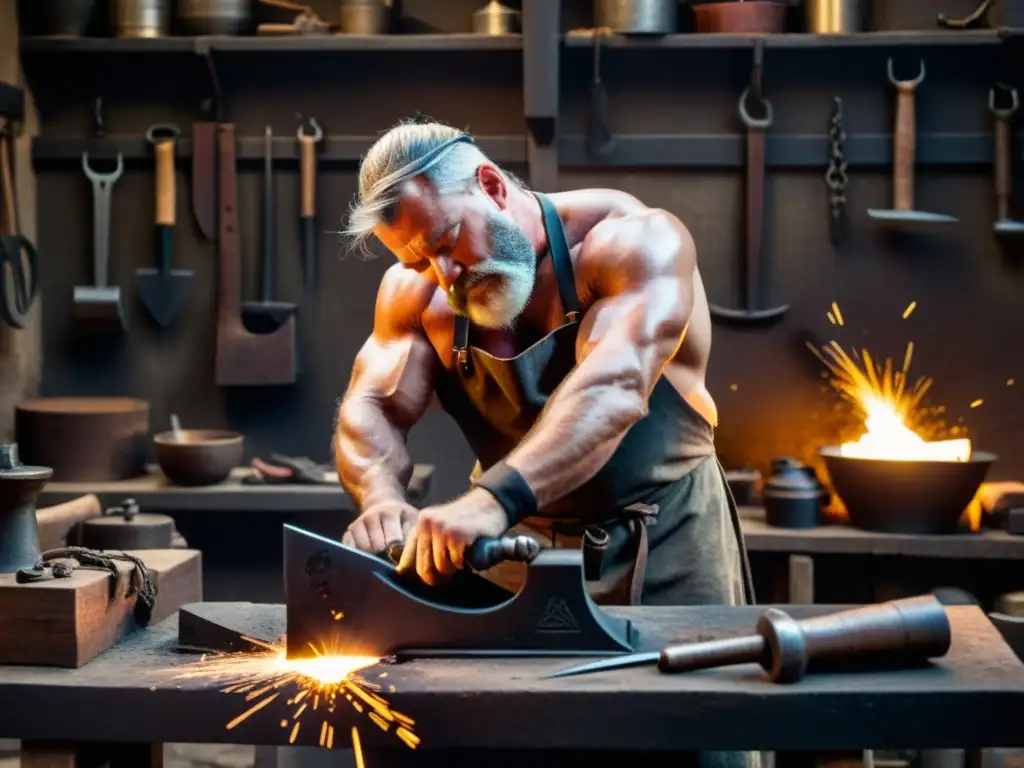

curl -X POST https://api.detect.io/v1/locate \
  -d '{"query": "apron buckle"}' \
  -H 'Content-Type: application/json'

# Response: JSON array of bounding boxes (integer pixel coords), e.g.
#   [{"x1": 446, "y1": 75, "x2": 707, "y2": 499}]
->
[{"x1": 455, "y1": 347, "x2": 472, "y2": 375}]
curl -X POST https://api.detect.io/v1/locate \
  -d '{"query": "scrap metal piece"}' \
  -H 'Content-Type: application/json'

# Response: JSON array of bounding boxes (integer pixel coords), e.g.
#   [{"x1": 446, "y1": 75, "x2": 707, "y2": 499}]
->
[{"x1": 283, "y1": 524, "x2": 637, "y2": 661}]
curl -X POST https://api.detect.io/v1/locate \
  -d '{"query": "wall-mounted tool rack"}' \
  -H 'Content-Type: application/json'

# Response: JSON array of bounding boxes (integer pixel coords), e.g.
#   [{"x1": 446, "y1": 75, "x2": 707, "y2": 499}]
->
[{"x1": 19, "y1": 0, "x2": 1024, "y2": 187}]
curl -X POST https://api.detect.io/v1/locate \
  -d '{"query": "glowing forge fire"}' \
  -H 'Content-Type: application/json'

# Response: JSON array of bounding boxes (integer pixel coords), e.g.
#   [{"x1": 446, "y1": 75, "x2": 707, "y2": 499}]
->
[
  {"x1": 809, "y1": 332, "x2": 971, "y2": 463},
  {"x1": 169, "y1": 636, "x2": 420, "y2": 760}
]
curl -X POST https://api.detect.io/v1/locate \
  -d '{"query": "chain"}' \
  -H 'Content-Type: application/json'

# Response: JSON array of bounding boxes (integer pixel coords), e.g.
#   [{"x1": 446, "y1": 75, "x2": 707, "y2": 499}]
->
[{"x1": 825, "y1": 97, "x2": 849, "y2": 245}]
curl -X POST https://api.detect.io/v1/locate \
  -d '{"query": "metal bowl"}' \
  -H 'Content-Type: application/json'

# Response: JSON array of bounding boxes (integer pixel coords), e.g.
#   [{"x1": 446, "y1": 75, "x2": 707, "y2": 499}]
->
[
  {"x1": 154, "y1": 429, "x2": 244, "y2": 487},
  {"x1": 819, "y1": 445, "x2": 996, "y2": 535}
]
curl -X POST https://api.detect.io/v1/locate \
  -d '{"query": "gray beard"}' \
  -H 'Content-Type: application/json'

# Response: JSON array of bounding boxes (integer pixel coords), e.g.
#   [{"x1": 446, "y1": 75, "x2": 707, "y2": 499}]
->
[{"x1": 448, "y1": 213, "x2": 537, "y2": 329}]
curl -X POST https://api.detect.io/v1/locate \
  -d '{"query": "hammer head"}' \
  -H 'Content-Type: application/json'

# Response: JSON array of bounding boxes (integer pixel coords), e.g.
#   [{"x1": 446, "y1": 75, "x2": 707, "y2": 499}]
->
[
  {"x1": 867, "y1": 208, "x2": 958, "y2": 228},
  {"x1": 994, "y1": 219, "x2": 1024, "y2": 235},
  {"x1": 73, "y1": 286, "x2": 126, "y2": 331}
]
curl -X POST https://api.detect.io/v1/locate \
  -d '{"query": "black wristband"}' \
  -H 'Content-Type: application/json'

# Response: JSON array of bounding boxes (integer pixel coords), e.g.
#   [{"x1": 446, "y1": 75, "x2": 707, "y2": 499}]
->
[{"x1": 473, "y1": 460, "x2": 537, "y2": 526}]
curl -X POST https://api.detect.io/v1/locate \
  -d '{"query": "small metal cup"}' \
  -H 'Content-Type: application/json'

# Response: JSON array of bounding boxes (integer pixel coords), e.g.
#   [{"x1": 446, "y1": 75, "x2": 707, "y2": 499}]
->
[
  {"x1": 111, "y1": 0, "x2": 170, "y2": 37},
  {"x1": 805, "y1": 0, "x2": 864, "y2": 33}
]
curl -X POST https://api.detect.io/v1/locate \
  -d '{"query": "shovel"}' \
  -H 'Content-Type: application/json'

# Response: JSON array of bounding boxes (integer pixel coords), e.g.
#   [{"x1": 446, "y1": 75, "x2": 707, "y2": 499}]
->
[
  {"x1": 76, "y1": 150, "x2": 125, "y2": 330},
  {"x1": 137, "y1": 124, "x2": 193, "y2": 327},
  {"x1": 242, "y1": 126, "x2": 297, "y2": 334}
]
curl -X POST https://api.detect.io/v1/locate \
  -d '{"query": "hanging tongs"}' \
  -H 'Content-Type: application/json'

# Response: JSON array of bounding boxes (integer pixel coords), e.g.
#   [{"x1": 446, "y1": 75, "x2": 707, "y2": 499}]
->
[
  {"x1": 257, "y1": 0, "x2": 334, "y2": 35},
  {"x1": 937, "y1": 0, "x2": 995, "y2": 29}
]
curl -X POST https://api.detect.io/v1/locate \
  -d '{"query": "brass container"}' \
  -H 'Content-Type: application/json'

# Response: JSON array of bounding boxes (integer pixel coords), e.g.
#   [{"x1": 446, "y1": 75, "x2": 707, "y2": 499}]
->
[
  {"x1": 805, "y1": 0, "x2": 864, "y2": 33},
  {"x1": 177, "y1": 0, "x2": 250, "y2": 35},
  {"x1": 340, "y1": 0, "x2": 391, "y2": 34},
  {"x1": 111, "y1": 0, "x2": 170, "y2": 37}
]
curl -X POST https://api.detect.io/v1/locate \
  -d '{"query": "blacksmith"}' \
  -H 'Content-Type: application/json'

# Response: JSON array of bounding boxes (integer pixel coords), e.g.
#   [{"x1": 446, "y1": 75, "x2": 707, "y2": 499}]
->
[{"x1": 334, "y1": 117, "x2": 753, "y2": 614}]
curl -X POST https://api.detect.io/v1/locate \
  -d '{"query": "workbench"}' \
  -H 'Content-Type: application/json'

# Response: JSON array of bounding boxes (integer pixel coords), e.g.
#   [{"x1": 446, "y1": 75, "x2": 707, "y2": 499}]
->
[{"x1": 0, "y1": 603, "x2": 1021, "y2": 767}]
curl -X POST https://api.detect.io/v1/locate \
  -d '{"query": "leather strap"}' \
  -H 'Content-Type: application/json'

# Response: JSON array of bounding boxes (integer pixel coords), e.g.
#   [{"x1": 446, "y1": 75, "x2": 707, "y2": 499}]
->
[
  {"x1": 451, "y1": 190, "x2": 580, "y2": 372},
  {"x1": 714, "y1": 456, "x2": 757, "y2": 606},
  {"x1": 578, "y1": 502, "x2": 659, "y2": 606},
  {"x1": 473, "y1": 459, "x2": 538, "y2": 526},
  {"x1": 533, "y1": 191, "x2": 580, "y2": 321},
  {"x1": 744, "y1": 124, "x2": 766, "y2": 310},
  {"x1": 623, "y1": 502, "x2": 659, "y2": 606}
]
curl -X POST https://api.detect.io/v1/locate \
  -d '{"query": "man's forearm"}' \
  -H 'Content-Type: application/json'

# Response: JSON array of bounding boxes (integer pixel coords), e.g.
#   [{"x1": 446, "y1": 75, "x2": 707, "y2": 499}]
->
[
  {"x1": 502, "y1": 357, "x2": 648, "y2": 509},
  {"x1": 334, "y1": 396, "x2": 414, "y2": 512}
]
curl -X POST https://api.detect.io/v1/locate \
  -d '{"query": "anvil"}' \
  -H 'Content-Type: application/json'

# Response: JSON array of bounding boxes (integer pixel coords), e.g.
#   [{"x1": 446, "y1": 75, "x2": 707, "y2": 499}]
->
[{"x1": 282, "y1": 524, "x2": 639, "y2": 660}]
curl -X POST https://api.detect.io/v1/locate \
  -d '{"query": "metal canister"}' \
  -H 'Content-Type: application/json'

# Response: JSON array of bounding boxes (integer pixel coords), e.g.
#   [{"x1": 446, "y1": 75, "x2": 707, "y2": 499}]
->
[
  {"x1": 177, "y1": 0, "x2": 250, "y2": 35},
  {"x1": 594, "y1": 0, "x2": 678, "y2": 34},
  {"x1": 111, "y1": 0, "x2": 170, "y2": 37},
  {"x1": 805, "y1": 0, "x2": 863, "y2": 33},
  {"x1": 340, "y1": 0, "x2": 391, "y2": 34},
  {"x1": 471, "y1": 1, "x2": 520, "y2": 34},
  {"x1": 81, "y1": 498, "x2": 175, "y2": 551}
]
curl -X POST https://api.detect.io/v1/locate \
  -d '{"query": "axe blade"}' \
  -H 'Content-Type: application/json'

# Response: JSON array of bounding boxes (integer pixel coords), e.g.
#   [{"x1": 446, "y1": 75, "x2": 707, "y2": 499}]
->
[{"x1": 283, "y1": 524, "x2": 392, "y2": 660}]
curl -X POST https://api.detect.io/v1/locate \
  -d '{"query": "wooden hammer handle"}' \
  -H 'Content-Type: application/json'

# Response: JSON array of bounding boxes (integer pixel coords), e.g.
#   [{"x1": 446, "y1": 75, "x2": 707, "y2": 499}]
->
[
  {"x1": 299, "y1": 134, "x2": 317, "y2": 218},
  {"x1": 893, "y1": 85, "x2": 917, "y2": 212},
  {"x1": 36, "y1": 494, "x2": 102, "y2": 551},
  {"x1": 155, "y1": 139, "x2": 176, "y2": 227},
  {"x1": 994, "y1": 115, "x2": 1012, "y2": 220}
]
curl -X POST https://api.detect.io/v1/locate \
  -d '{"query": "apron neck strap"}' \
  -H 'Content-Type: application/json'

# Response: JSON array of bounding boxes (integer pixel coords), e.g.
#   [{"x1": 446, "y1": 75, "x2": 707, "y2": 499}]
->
[
  {"x1": 452, "y1": 191, "x2": 581, "y2": 369},
  {"x1": 533, "y1": 192, "x2": 580, "y2": 323}
]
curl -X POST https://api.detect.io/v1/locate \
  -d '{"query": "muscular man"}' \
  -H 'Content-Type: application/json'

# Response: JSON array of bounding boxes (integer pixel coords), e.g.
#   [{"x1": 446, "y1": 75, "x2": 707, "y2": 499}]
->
[{"x1": 334, "y1": 117, "x2": 753, "y2": 609}]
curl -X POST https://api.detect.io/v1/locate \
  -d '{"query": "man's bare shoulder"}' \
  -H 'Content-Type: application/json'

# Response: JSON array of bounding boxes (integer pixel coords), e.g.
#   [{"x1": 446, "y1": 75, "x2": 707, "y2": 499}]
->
[
  {"x1": 572, "y1": 196, "x2": 696, "y2": 288},
  {"x1": 374, "y1": 263, "x2": 439, "y2": 335}
]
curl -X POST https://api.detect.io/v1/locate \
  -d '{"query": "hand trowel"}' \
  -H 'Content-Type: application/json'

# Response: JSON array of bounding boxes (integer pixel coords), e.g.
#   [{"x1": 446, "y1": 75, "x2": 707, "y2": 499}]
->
[
  {"x1": 137, "y1": 125, "x2": 194, "y2": 327},
  {"x1": 242, "y1": 126, "x2": 297, "y2": 335}
]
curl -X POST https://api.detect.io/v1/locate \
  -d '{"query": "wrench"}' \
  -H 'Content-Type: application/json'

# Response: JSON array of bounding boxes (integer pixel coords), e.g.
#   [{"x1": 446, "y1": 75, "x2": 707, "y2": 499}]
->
[{"x1": 81, "y1": 151, "x2": 123, "y2": 290}]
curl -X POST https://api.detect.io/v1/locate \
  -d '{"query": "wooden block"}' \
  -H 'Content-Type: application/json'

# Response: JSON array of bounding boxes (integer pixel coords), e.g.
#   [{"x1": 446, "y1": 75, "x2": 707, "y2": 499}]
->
[{"x1": 0, "y1": 549, "x2": 202, "y2": 668}]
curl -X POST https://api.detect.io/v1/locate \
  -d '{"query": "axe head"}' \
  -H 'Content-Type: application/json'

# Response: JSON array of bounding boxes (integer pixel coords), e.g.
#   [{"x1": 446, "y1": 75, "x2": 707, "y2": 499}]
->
[{"x1": 283, "y1": 525, "x2": 513, "y2": 661}]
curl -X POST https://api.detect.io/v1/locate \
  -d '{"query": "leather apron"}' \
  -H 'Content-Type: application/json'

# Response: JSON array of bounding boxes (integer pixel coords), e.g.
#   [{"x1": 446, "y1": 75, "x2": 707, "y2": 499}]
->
[{"x1": 433, "y1": 192, "x2": 755, "y2": 608}]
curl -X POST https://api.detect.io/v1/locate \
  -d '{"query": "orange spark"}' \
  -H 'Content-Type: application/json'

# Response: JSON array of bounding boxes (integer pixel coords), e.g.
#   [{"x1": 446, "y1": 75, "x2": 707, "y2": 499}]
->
[{"x1": 167, "y1": 638, "x2": 419, "y2": 753}]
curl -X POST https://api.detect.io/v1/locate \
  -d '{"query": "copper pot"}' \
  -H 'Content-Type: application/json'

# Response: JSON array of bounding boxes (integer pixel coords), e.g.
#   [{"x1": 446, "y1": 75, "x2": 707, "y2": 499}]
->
[{"x1": 691, "y1": 1, "x2": 788, "y2": 33}]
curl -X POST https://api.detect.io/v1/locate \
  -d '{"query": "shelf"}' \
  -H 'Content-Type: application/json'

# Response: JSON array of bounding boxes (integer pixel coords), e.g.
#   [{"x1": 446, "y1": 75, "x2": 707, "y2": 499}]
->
[
  {"x1": 19, "y1": 33, "x2": 522, "y2": 55},
  {"x1": 32, "y1": 134, "x2": 528, "y2": 166},
  {"x1": 557, "y1": 132, "x2": 1013, "y2": 168},
  {"x1": 35, "y1": 463, "x2": 434, "y2": 514},
  {"x1": 34, "y1": 132, "x2": 1012, "y2": 170},
  {"x1": 563, "y1": 29, "x2": 1004, "y2": 50}
]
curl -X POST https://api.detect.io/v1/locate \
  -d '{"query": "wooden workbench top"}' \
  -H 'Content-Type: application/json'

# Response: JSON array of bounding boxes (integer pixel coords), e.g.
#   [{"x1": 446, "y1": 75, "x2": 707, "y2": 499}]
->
[
  {"x1": 0, "y1": 603, "x2": 1020, "y2": 752},
  {"x1": 738, "y1": 507, "x2": 1024, "y2": 559}
]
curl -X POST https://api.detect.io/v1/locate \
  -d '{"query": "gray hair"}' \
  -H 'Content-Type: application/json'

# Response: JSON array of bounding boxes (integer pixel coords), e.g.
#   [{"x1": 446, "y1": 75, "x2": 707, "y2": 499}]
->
[{"x1": 343, "y1": 119, "x2": 494, "y2": 256}]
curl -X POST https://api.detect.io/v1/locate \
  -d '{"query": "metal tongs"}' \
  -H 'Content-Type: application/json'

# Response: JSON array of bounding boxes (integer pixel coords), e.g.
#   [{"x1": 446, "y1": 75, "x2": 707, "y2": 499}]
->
[{"x1": 257, "y1": 0, "x2": 334, "y2": 35}]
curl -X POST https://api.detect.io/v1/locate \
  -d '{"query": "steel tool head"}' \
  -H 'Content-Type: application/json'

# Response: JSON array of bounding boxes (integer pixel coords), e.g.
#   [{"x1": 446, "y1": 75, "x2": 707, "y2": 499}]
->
[
  {"x1": 241, "y1": 300, "x2": 298, "y2": 335},
  {"x1": 283, "y1": 524, "x2": 638, "y2": 661},
  {"x1": 137, "y1": 268, "x2": 194, "y2": 327},
  {"x1": 867, "y1": 208, "x2": 958, "y2": 227},
  {"x1": 994, "y1": 219, "x2": 1024, "y2": 235},
  {"x1": 709, "y1": 303, "x2": 789, "y2": 326},
  {"x1": 73, "y1": 286, "x2": 125, "y2": 330}
]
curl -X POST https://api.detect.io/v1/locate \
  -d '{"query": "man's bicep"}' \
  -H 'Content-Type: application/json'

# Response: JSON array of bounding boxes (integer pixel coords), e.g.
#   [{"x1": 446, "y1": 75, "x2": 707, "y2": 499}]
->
[
  {"x1": 574, "y1": 217, "x2": 695, "y2": 391},
  {"x1": 349, "y1": 326, "x2": 436, "y2": 430}
]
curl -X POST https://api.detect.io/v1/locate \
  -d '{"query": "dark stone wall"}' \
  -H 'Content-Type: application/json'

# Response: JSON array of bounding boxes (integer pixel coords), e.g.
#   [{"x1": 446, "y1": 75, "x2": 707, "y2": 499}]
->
[{"x1": 19, "y1": 0, "x2": 1024, "y2": 512}]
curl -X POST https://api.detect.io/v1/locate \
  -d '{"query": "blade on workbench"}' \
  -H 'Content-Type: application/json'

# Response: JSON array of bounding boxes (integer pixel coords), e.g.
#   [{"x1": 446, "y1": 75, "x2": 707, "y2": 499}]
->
[
  {"x1": 544, "y1": 652, "x2": 661, "y2": 678},
  {"x1": 283, "y1": 524, "x2": 638, "y2": 661}
]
